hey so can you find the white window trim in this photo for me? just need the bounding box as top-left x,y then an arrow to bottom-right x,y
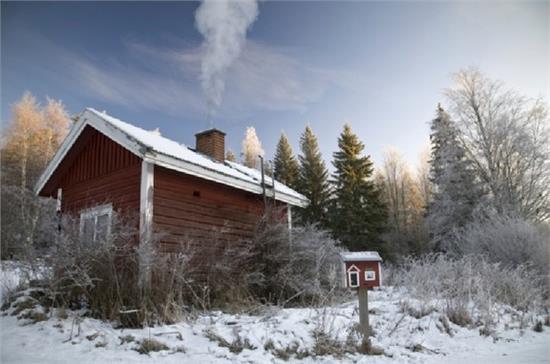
287,204 -> 292,230
140,160 -> 154,243
365,270 -> 376,281
348,270 -> 360,288
80,203 -> 113,243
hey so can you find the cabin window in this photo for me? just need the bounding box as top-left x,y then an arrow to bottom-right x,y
348,271 -> 359,287
80,204 -> 113,244
365,270 -> 376,281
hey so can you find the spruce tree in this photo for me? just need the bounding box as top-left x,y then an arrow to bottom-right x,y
427,104 -> 481,251
296,126 -> 330,226
330,124 -> 386,252
273,132 -> 299,189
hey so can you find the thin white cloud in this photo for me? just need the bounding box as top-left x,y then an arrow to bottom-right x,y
126,39 -> 354,116
71,58 -> 204,116
25,31 -> 354,119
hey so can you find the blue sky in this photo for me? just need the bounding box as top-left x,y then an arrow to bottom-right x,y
2,1 -> 548,169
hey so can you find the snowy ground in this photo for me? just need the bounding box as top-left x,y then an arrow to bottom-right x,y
1,262 -> 549,363
0,261 -> 23,303
2,288 -> 549,363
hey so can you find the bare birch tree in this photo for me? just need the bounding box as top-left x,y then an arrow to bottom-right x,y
416,147 -> 433,210
1,92 -> 71,258
241,126 -> 264,169
378,148 -> 429,256
445,68 -> 550,221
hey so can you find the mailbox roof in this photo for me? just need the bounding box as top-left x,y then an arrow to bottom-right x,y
340,251 -> 382,262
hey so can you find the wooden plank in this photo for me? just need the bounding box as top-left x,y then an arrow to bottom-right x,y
358,286 -> 370,338
154,198 -> 259,226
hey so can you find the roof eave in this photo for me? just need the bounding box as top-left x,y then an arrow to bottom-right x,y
34,109 -> 147,196
36,108 -> 308,208
149,152 -> 308,207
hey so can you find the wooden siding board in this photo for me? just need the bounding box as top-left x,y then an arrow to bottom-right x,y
153,165 -> 265,253
43,125 -> 281,259
346,261 -> 381,288
55,127 -> 141,221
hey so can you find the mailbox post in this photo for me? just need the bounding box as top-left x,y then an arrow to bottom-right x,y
340,251 -> 383,338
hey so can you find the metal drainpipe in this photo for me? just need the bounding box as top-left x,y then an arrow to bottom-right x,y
259,155 -> 266,207
271,161 -> 276,202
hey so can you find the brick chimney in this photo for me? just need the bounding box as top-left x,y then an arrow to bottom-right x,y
195,128 -> 226,162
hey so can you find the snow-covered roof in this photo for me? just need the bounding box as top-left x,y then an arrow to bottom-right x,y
35,108 -> 308,207
340,251 -> 383,262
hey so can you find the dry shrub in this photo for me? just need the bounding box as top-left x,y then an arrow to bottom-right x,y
312,329 -> 346,357
44,213 -> 145,323
204,328 -> 256,353
135,338 -> 169,354
264,339 -> 310,361
14,206 -> 342,325
445,300 -> 472,327
246,214 -> 343,306
436,315 -> 454,336
393,253 -> 546,327
399,300 -> 436,319
309,307 -> 373,358
141,208 -> 343,313
453,213 -> 550,291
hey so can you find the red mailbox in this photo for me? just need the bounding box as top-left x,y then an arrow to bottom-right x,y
341,251 -> 382,289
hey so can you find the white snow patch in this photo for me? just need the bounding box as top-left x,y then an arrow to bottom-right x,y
340,251 -> 383,262
2,286 -> 549,364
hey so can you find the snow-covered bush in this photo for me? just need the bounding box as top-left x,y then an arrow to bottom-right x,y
393,253 -> 547,327
9,206 -> 343,325
45,213 -> 143,322
247,214 -> 343,306
9,210 -> 198,325
452,213 -> 550,282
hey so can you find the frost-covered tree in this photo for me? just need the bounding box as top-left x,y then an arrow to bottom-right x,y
225,149 -> 236,162
427,104 -> 481,251
273,132 -> 299,189
1,92 -> 71,258
241,126 -> 264,169
446,68 -> 550,222
416,147 -> 433,210
42,98 -> 70,164
330,124 -> 386,252
296,126 -> 330,226
379,148 -> 428,257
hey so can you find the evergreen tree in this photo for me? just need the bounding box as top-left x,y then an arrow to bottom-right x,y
427,104 -> 481,251
273,132 -> 299,189
296,126 -> 330,226
330,124 -> 386,252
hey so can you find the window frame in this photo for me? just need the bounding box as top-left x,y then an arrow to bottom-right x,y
348,270 -> 360,288
79,203 -> 113,244
365,270 -> 376,281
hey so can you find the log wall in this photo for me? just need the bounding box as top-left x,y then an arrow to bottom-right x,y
153,165 -> 266,253
55,126 -> 141,219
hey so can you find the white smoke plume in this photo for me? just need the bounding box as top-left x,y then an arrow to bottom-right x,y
195,0 -> 259,119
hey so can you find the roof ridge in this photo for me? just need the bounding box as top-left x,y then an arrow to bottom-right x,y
35,107 -> 306,206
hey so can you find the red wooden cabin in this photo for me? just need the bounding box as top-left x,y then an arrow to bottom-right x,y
340,251 -> 383,289
35,108 -> 307,253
